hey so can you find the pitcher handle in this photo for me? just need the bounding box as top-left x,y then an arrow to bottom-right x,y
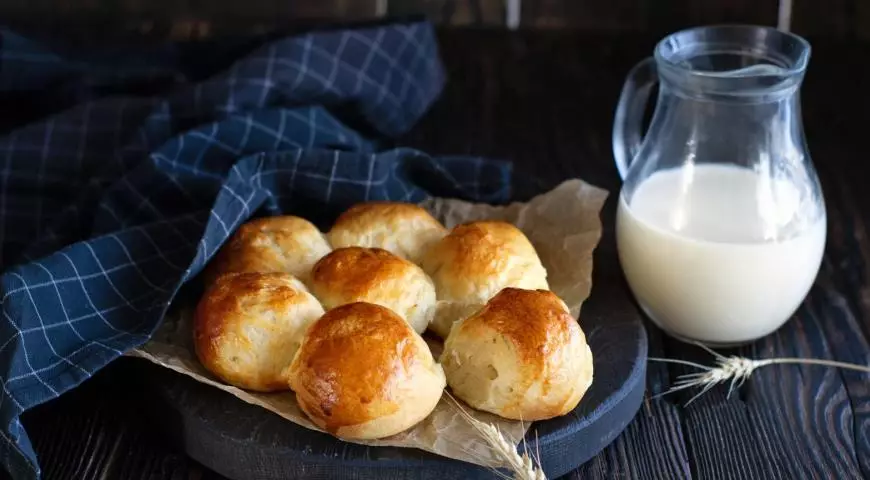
612,57 -> 658,180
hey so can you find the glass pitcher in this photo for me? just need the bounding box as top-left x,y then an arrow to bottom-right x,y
612,25 -> 826,346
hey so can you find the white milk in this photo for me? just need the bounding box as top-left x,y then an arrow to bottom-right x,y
616,164 -> 826,345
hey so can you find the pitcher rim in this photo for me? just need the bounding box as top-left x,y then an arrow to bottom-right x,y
653,24 -> 811,79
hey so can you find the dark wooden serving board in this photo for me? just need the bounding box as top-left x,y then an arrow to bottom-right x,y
139,232 -> 647,480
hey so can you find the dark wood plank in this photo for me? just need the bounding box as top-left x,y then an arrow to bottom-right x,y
518,0 -> 781,32
520,0 -> 650,30
22,361 -> 218,480
644,0 -> 780,33
568,324 -> 690,479
0,1 -> 381,44
792,0 -> 855,39
663,307 -> 865,479
789,0 -> 870,40
0,0 -> 379,18
6,0 -> 870,40
0,0 -> 785,44
389,0 -> 507,26
810,163 -> 870,477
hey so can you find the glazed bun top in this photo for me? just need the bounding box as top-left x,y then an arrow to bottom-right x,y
440,288 -> 592,421
420,221 -> 549,337
202,216 -> 331,286
309,247 -> 436,334
287,302 -> 445,440
193,272 -> 325,392
327,202 -> 446,263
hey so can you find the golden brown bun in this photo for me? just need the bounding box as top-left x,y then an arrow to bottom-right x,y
420,221 -> 549,338
287,303 -> 445,440
326,202 -> 446,263
203,216 -> 331,286
310,247 -> 435,334
441,288 -> 593,421
193,272 -> 325,392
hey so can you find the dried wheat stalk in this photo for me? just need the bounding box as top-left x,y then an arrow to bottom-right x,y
651,341 -> 870,405
445,392 -> 547,480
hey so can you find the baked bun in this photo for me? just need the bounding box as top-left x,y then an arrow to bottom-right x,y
420,221 -> 549,338
441,288 -> 592,421
327,202 -> 446,263
203,216 -> 331,286
310,247 -> 435,334
288,302 -> 445,440
194,272 -> 325,392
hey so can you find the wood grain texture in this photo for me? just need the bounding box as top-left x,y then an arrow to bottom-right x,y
0,0 -> 803,38
18,361 -> 218,480
0,1 -> 381,44
520,0 -> 648,31
9,30 -> 870,480
518,0 -> 783,35
389,0 -> 506,26
791,0 -> 855,38
3,0 -> 870,38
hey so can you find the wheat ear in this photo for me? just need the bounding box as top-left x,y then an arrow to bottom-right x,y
444,392 -> 547,480
650,341 -> 870,405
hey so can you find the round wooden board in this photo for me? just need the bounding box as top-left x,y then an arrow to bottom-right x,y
140,241 -> 647,480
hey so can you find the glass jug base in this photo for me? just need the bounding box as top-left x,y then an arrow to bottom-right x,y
649,321 -> 758,348
640,305 -> 784,348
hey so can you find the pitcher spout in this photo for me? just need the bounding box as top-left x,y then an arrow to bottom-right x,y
654,25 -> 811,100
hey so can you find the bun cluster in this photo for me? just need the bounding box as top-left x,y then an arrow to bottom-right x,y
193,202 -> 593,440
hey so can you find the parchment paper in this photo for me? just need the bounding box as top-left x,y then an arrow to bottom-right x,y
129,178 -> 608,469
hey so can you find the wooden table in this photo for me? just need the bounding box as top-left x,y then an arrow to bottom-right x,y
14,30 -> 870,480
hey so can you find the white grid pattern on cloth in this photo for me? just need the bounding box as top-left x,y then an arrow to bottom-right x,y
0,21 -> 512,480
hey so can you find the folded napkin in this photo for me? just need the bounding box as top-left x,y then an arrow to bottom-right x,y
0,21 -> 511,479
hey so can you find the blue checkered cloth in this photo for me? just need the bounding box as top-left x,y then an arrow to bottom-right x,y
0,21 -> 511,479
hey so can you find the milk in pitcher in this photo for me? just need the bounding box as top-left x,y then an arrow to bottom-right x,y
616,164 -> 826,345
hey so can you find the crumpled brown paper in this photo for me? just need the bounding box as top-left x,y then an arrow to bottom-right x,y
129,178 -> 608,469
